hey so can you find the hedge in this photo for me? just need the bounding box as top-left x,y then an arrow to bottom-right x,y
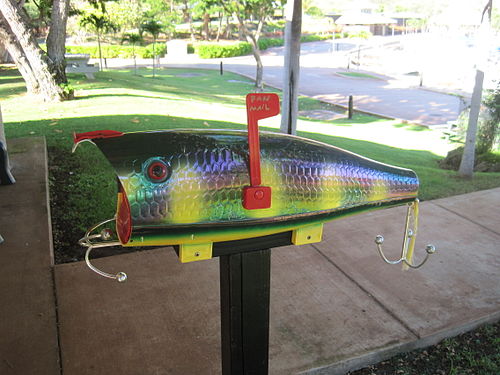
257,37 -> 284,49
63,34 -> 331,60
347,30 -> 373,39
196,42 -> 252,59
196,38 -> 284,59
197,34 -> 329,59
65,44 -> 168,59
300,34 -> 331,42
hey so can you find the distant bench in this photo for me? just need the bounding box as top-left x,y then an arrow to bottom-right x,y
65,54 -> 98,79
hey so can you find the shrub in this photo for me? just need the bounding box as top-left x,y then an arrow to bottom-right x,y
306,6 -> 324,17
66,45 -> 99,56
439,147 -> 500,172
65,33 -> 331,61
264,20 -> 285,33
196,34 -> 329,59
65,44 -> 167,59
300,34 -> 330,42
142,43 -> 167,58
348,30 -> 372,39
196,42 -> 252,58
257,37 -> 284,50
455,86 -> 500,154
479,85 -> 500,152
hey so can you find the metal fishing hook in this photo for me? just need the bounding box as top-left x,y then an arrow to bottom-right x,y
78,217 -> 127,282
374,199 -> 436,269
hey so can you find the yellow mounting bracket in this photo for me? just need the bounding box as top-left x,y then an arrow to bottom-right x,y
179,243 -> 213,263
292,224 -> 324,245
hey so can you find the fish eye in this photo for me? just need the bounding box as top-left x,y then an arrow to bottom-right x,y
145,159 -> 170,183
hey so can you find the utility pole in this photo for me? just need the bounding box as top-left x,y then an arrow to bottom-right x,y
280,0 -> 302,135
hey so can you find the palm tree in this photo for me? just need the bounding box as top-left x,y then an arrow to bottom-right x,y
80,14 -> 117,71
122,33 -> 142,75
141,20 -> 163,78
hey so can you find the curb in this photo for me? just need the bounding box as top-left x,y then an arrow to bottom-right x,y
304,311 -> 500,375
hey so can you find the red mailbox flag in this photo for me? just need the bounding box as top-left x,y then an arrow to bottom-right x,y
243,93 -> 280,210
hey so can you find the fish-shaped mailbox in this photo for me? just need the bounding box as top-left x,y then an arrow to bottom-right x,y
75,93 -> 434,282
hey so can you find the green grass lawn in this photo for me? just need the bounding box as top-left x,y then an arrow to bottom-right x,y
2,65 -> 500,261
337,71 -> 382,80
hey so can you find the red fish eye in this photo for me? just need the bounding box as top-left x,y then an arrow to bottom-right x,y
147,161 -> 169,182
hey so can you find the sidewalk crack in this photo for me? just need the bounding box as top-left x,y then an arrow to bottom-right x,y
51,267 -> 64,375
431,203 -> 500,236
310,243 -> 421,339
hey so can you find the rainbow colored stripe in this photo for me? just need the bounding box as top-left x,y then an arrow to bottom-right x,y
90,130 -> 418,246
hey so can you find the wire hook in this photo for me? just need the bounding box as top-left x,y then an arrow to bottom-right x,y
79,217 -> 127,282
374,199 -> 436,270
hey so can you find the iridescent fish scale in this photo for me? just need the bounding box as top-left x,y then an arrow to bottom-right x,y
100,130 -> 418,228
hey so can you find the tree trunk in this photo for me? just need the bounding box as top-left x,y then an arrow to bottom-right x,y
0,0 -> 64,102
133,44 -> 137,75
216,11 -> 223,42
0,20 -> 40,95
46,0 -> 69,84
203,13 -> 210,41
255,17 -> 264,42
152,38 -> 156,78
97,32 -> 103,71
189,12 -> 195,41
280,0 -> 302,135
225,16 -> 231,39
236,14 -> 263,91
459,69 -> 484,178
248,35 -> 263,91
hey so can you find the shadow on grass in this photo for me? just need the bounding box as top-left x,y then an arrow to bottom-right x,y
393,123 -> 430,132
0,68 -> 26,98
0,77 -> 24,85
70,68 -> 263,106
74,93 -> 189,102
4,114 -> 248,149
0,83 -> 26,99
0,65 -> 22,77
6,113 -> 450,178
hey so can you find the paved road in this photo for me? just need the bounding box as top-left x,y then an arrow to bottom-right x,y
160,41 -> 465,126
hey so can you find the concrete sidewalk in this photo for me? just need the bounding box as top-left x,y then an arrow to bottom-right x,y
0,138 -> 60,375
1,138 -> 499,375
53,198 -> 500,375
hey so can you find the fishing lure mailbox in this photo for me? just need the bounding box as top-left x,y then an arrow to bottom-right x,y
75,93 -> 435,282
